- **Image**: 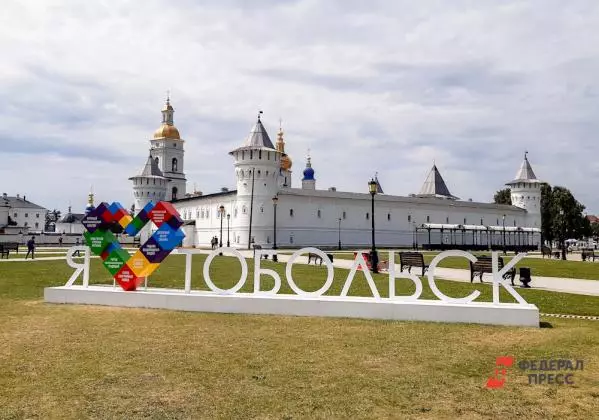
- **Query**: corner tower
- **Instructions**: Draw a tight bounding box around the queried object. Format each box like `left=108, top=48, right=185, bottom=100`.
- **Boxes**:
left=149, top=96, right=186, bottom=201
left=506, top=152, right=543, bottom=228
left=229, top=112, right=280, bottom=247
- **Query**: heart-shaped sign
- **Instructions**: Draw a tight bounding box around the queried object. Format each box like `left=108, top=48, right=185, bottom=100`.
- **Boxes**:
left=81, top=201, right=185, bottom=291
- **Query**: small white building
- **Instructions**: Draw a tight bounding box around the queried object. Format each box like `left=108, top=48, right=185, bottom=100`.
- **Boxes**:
left=130, top=101, right=543, bottom=250
left=1, top=193, right=48, bottom=233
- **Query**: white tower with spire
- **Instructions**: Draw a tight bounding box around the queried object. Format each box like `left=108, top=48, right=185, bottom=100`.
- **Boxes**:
left=506, top=152, right=543, bottom=228
left=129, top=155, right=169, bottom=241
left=149, top=95, right=187, bottom=201
left=229, top=112, right=281, bottom=247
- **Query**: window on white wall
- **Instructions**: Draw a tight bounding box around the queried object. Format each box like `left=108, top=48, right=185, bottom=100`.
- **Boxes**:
left=317, top=210, right=321, bottom=218
left=446, top=216, right=449, bottom=223
left=408, top=215, right=411, bottom=222
left=342, top=211, right=346, bottom=219
left=290, top=209, right=294, bottom=217
left=464, top=218, right=467, bottom=224
left=387, top=213, right=391, bottom=221
left=481, top=218, right=483, bottom=225
left=260, top=206, right=264, bottom=213
left=427, top=215, right=430, bottom=223
left=366, top=212, right=369, bottom=220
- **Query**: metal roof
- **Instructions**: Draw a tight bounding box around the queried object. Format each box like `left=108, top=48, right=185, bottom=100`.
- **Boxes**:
left=1, top=196, right=47, bottom=210
left=416, top=164, right=458, bottom=200
left=130, top=155, right=166, bottom=179
left=507, top=153, right=542, bottom=184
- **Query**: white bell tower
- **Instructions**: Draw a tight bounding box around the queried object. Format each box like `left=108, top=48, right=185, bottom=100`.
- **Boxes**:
left=149, top=95, right=186, bottom=201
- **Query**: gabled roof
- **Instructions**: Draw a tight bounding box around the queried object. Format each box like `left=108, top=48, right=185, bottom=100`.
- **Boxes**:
left=2, top=196, right=47, bottom=210
left=416, top=164, right=458, bottom=200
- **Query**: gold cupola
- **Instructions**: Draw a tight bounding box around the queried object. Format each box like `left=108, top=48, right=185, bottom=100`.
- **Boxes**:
left=153, top=96, right=181, bottom=140
left=276, top=125, right=292, bottom=170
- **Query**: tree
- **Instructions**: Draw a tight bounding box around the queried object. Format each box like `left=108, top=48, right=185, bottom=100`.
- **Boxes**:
left=540, top=183, right=553, bottom=245
left=45, top=209, right=62, bottom=232
left=550, top=186, right=588, bottom=260
left=493, top=188, right=512, bottom=205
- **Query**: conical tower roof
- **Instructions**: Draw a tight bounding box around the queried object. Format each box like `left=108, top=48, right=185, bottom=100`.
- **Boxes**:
left=129, top=154, right=167, bottom=181
left=230, top=112, right=276, bottom=153
left=507, top=152, right=541, bottom=184
left=416, top=163, right=458, bottom=200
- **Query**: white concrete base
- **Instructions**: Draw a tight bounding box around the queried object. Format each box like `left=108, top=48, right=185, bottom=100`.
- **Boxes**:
left=44, top=286, right=540, bottom=327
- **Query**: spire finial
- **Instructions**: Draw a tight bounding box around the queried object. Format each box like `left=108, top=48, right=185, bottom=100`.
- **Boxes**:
left=166, top=89, right=171, bottom=104
left=279, top=117, right=282, bottom=131
left=258, top=110, right=263, bottom=121
left=525, top=150, right=528, bottom=160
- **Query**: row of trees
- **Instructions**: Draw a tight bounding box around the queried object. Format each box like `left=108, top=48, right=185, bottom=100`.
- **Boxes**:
left=494, top=185, right=596, bottom=259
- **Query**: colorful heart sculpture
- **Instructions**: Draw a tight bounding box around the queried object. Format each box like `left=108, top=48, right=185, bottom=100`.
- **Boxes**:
left=81, top=201, right=185, bottom=291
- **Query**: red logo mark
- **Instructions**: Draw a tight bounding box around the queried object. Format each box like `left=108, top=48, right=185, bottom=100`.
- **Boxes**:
left=486, top=356, right=514, bottom=389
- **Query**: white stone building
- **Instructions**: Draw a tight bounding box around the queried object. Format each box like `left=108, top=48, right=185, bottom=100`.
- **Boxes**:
left=0, top=193, right=48, bottom=233
left=131, top=101, right=543, bottom=250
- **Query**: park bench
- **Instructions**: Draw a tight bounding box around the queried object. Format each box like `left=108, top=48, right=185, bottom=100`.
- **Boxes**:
left=399, top=252, right=429, bottom=276
left=469, top=256, right=516, bottom=284
left=0, top=242, right=19, bottom=259
left=582, top=249, right=597, bottom=262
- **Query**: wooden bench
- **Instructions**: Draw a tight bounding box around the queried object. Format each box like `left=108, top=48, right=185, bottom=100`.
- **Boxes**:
left=470, top=256, right=516, bottom=283
left=582, top=249, right=597, bottom=262
left=0, top=242, right=19, bottom=259
left=399, top=252, right=429, bottom=276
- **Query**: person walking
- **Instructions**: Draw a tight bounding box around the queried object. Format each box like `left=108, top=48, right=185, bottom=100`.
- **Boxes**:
left=25, top=236, right=35, bottom=260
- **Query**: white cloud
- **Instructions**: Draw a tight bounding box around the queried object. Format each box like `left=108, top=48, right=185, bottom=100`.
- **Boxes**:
left=1, top=0, right=598, bottom=214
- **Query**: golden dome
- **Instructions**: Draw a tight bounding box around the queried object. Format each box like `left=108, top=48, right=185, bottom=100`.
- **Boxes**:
left=281, top=153, right=292, bottom=170
left=153, top=124, right=180, bottom=139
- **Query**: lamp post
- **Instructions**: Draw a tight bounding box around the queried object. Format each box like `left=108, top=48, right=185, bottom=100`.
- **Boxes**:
left=219, top=205, right=225, bottom=255
left=559, top=208, right=566, bottom=260
left=226, top=213, right=230, bottom=247
left=502, top=214, right=506, bottom=254
left=368, top=179, right=379, bottom=274
left=272, top=195, right=278, bottom=262
left=338, top=217, right=342, bottom=250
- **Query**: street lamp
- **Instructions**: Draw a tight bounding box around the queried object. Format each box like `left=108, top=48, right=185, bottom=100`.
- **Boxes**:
left=219, top=205, right=225, bottom=255
left=338, top=217, right=342, bottom=250
left=559, top=208, right=565, bottom=260
left=368, top=179, right=379, bottom=274
left=502, top=214, right=506, bottom=254
left=226, top=213, right=230, bottom=247
left=272, top=195, right=278, bottom=262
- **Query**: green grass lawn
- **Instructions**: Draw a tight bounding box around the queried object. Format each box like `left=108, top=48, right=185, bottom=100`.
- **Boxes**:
left=0, top=255, right=598, bottom=418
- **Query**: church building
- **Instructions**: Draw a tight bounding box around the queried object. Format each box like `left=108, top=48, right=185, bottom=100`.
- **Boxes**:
left=130, top=99, right=543, bottom=249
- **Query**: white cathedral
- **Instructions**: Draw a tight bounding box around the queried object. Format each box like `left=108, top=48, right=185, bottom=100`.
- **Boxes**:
left=130, top=98, right=543, bottom=250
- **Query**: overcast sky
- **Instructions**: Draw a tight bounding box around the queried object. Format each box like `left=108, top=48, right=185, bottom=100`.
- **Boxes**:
left=2, top=0, right=598, bottom=214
